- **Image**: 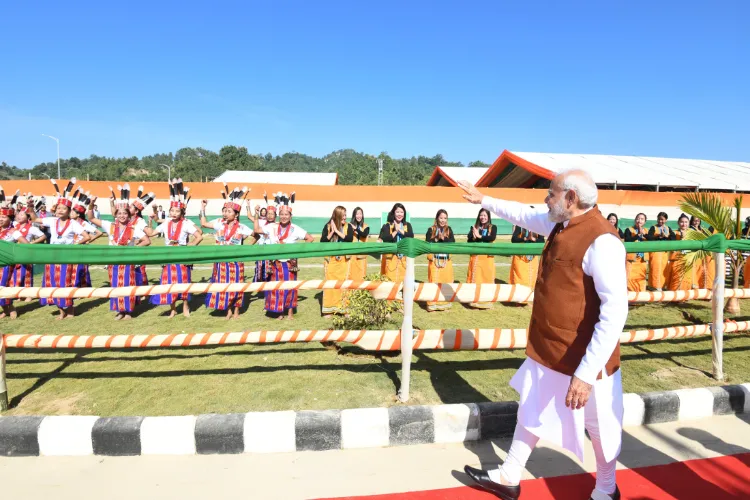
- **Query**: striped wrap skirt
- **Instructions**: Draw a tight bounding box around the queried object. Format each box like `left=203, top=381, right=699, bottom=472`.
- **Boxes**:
left=254, top=260, right=268, bottom=283
left=265, top=260, right=297, bottom=313
left=0, top=264, right=33, bottom=306
left=41, top=264, right=76, bottom=307
left=205, top=261, right=245, bottom=310
left=73, top=264, right=91, bottom=288
left=150, top=264, right=192, bottom=305
left=135, top=264, right=148, bottom=286
left=0, top=265, right=13, bottom=306
left=108, top=264, right=139, bottom=312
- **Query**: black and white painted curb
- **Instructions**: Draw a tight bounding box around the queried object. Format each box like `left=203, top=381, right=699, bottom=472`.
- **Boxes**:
left=1, top=384, right=748, bottom=457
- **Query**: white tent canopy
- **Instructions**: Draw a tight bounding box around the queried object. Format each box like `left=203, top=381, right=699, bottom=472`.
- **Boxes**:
left=511, top=152, right=750, bottom=191
left=426, top=166, right=489, bottom=187
left=435, top=166, right=488, bottom=185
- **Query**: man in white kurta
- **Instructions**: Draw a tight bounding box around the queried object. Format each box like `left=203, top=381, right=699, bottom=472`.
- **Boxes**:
left=459, top=171, right=628, bottom=500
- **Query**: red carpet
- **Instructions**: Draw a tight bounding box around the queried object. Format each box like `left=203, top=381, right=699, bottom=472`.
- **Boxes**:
left=318, top=453, right=750, bottom=500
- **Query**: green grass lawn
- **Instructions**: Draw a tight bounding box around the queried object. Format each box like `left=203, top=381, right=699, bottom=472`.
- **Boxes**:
left=2, top=235, right=749, bottom=416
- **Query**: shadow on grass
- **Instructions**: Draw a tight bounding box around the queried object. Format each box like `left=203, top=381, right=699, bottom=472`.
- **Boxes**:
left=671, top=301, right=715, bottom=311
left=414, top=351, right=491, bottom=404
left=621, top=333, right=749, bottom=357
left=5, top=345, right=330, bottom=364
left=624, top=319, right=720, bottom=330
left=13, top=300, right=44, bottom=315
left=627, top=343, right=715, bottom=377
left=4, top=354, right=525, bottom=381
left=188, top=293, right=207, bottom=311
left=9, top=352, right=86, bottom=408
left=149, top=291, right=279, bottom=317
left=74, top=298, right=110, bottom=315
left=9, top=338, right=748, bottom=367
left=208, top=309, right=233, bottom=318
left=378, top=356, right=400, bottom=393
left=148, top=294, right=227, bottom=316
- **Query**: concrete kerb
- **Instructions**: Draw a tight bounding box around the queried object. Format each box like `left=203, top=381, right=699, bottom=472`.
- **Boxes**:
left=0, top=384, right=747, bottom=457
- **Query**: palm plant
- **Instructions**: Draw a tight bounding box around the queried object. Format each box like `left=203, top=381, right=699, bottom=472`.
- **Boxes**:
left=679, top=192, right=744, bottom=313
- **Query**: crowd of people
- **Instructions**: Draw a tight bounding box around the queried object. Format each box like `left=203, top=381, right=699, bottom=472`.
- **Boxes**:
left=0, top=178, right=744, bottom=321
left=506, top=211, right=742, bottom=295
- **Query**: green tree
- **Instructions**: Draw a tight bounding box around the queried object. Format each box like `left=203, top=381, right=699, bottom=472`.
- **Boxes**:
left=0, top=161, right=26, bottom=180
left=9, top=147, right=475, bottom=185
left=468, top=160, right=489, bottom=168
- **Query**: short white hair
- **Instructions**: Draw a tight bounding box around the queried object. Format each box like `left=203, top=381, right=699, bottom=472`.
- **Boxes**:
left=559, top=169, right=598, bottom=208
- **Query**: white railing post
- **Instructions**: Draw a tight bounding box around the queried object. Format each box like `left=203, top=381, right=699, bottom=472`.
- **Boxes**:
left=398, top=257, right=416, bottom=402
left=0, top=333, right=8, bottom=411
left=711, top=252, right=725, bottom=381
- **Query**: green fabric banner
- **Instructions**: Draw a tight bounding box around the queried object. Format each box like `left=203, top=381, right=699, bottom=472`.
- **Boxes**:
left=724, top=238, right=750, bottom=252
left=0, top=234, right=733, bottom=265
left=395, top=233, right=728, bottom=258
left=0, top=242, right=397, bottom=265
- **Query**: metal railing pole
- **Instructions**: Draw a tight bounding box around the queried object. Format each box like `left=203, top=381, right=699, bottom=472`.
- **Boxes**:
left=0, top=333, right=8, bottom=411
left=397, top=257, right=416, bottom=402
left=711, top=252, right=725, bottom=380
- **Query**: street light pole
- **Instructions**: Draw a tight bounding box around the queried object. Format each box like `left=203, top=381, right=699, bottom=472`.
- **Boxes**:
left=41, top=134, right=61, bottom=179
left=159, top=163, right=173, bottom=181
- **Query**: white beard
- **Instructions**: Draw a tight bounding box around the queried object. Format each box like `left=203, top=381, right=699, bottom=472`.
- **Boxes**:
left=547, top=199, right=569, bottom=223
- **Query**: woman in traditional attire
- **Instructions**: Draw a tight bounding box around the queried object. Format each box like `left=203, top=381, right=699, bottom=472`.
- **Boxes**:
left=143, top=179, right=203, bottom=318
left=249, top=192, right=314, bottom=320
left=28, top=179, right=89, bottom=319
left=508, top=224, right=544, bottom=290
left=348, top=207, right=370, bottom=281
left=320, top=206, right=355, bottom=316
left=34, top=198, right=52, bottom=243
left=607, top=213, right=625, bottom=240
left=646, top=212, right=675, bottom=291
left=667, top=214, right=698, bottom=291
left=88, top=192, right=151, bottom=320
left=623, top=213, right=649, bottom=292
left=378, top=203, right=414, bottom=283
left=111, top=183, right=152, bottom=234
left=0, top=191, right=31, bottom=319
left=37, top=202, right=49, bottom=219
left=9, top=196, right=47, bottom=303
left=199, top=185, right=252, bottom=320
left=125, top=185, right=155, bottom=288
left=690, top=216, right=703, bottom=232
left=425, top=209, right=455, bottom=312
left=249, top=195, right=277, bottom=283
left=466, top=208, right=497, bottom=309
left=70, top=189, right=103, bottom=288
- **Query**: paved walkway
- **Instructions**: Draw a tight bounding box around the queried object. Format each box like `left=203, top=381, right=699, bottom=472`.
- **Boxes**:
left=1, top=414, right=748, bottom=499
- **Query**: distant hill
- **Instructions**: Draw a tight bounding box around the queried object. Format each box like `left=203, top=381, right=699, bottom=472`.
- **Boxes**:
left=6, top=147, right=488, bottom=185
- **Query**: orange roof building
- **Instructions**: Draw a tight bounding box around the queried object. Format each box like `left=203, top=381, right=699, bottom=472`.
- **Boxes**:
left=429, top=150, right=750, bottom=193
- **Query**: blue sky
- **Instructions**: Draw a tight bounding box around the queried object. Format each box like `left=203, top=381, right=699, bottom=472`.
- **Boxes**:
left=1, top=1, right=748, bottom=169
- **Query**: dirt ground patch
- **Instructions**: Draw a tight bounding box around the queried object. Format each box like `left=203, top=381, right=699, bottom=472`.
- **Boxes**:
left=650, top=366, right=711, bottom=382
left=12, top=392, right=86, bottom=416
